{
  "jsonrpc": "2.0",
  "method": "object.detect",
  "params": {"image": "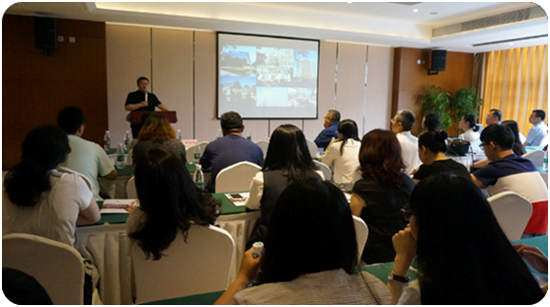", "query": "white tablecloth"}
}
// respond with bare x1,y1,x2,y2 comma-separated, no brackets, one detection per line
76,211,260,305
